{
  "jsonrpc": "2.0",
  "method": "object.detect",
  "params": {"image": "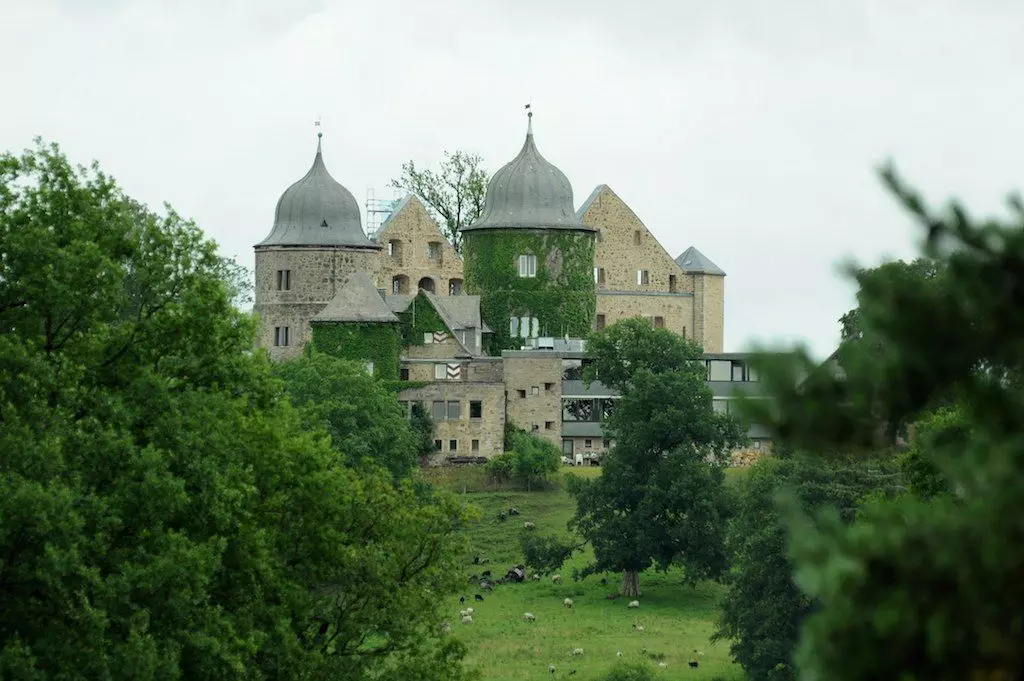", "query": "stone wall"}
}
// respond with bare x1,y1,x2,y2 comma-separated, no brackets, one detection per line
502,353,564,447
374,195,464,296
595,292,694,338
695,273,725,353
582,185,690,295
254,246,380,360
398,381,506,460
